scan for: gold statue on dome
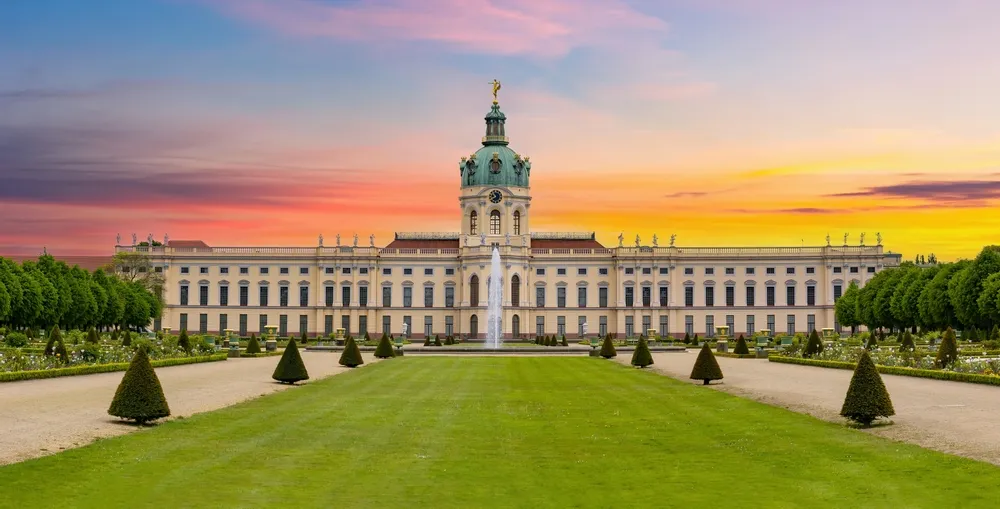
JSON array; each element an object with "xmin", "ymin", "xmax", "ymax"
[{"xmin": 489, "ymin": 79, "xmax": 501, "ymax": 104}]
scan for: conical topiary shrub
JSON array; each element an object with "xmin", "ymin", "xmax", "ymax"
[
  {"xmin": 865, "ymin": 331, "xmax": 878, "ymax": 350},
  {"xmin": 178, "ymin": 329, "xmax": 191, "ymax": 354},
  {"xmin": 107, "ymin": 348, "xmax": 171, "ymax": 424},
  {"xmin": 690, "ymin": 342, "xmax": 723, "ymax": 385},
  {"xmin": 364, "ymin": 331, "xmax": 371, "ymax": 343},
  {"xmin": 272, "ymin": 337, "xmax": 309, "ymax": 384},
  {"xmin": 300, "ymin": 331, "xmax": 307, "ymax": 345},
  {"xmin": 111, "ymin": 329, "xmax": 119, "ymax": 342},
  {"xmin": 44, "ymin": 326, "xmax": 61, "ymax": 356},
  {"xmin": 423, "ymin": 336, "xmax": 431, "ymax": 346},
  {"xmin": 561, "ymin": 335, "xmax": 568, "ymax": 347},
  {"xmin": 804, "ymin": 329, "xmax": 824, "ymax": 357},
  {"xmin": 433, "ymin": 335, "xmax": 442, "ymax": 347},
  {"xmin": 338, "ymin": 335, "xmax": 364, "ymax": 367},
  {"xmin": 87, "ymin": 327, "xmax": 99, "ymax": 344},
  {"xmin": 990, "ymin": 325, "xmax": 1000, "ymax": 342},
  {"xmin": 246, "ymin": 334, "xmax": 262, "ymax": 354},
  {"xmin": 733, "ymin": 334, "xmax": 750, "ymax": 355},
  {"xmin": 122, "ymin": 329, "xmax": 132, "ymax": 347},
  {"xmin": 693, "ymin": 333, "xmax": 700, "ymax": 345},
  {"xmin": 966, "ymin": 326, "xmax": 979, "ymax": 342},
  {"xmin": 840, "ymin": 350, "xmax": 894, "ymax": 427},
  {"xmin": 374, "ymin": 332, "xmax": 395, "ymax": 359},
  {"xmin": 599, "ymin": 336, "xmax": 617, "ymax": 358},
  {"xmin": 935, "ymin": 327, "xmax": 959, "ymax": 368},
  {"xmin": 630, "ymin": 335, "xmax": 653, "ymax": 368},
  {"xmin": 899, "ymin": 330, "xmax": 915, "ymax": 351},
  {"xmin": 683, "ymin": 332, "xmax": 691, "ymax": 344},
  {"xmin": 54, "ymin": 339, "xmax": 70, "ymax": 364}
]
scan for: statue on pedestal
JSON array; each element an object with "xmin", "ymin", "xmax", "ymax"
[
  {"xmin": 401, "ymin": 322, "xmax": 408, "ymax": 338},
  {"xmin": 826, "ymin": 233, "xmax": 831, "ymax": 246},
  {"xmin": 652, "ymin": 234, "xmax": 658, "ymax": 247},
  {"xmin": 876, "ymin": 232, "xmax": 882, "ymax": 246},
  {"xmin": 116, "ymin": 233, "xmax": 121, "ymax": 246},
  {"xmin": 353, "ymin": 233, "xmax": 358, "ymax": 247},
  {"xmin": 505, "ymin": 232, "xmax": 511, "ymax": 245},
  {"xmin": 336, "ymin": 233, "xmax": 341, "ymax": 247},
  {"xmin": 635, "ymin": 234, "xmax": 641, "ymax": 248},
  {"xmin": 670, "ymin": 234, "xmax": 676, "ymax": 247},
  {"xmin": 843, "ymin": 232, "xmax": 848, "ymax": 246},
  {"xmin": 618, "ymin": 232, "xmax": 624, "ymax": 248},
  {"xmin": 370, "ymin": 234, "xmax": 375, "ymax": 247},
  {"xmin": 480, "ymin": 233, "xmax": 487, "ymax": 245},
  {"xmin": 860, "ymin": 232, "xmax": 866, "ymax": 246},
  {"xmin": 318, "ymin": 234, "xmax": 324, "ymax": 247},
  {"xmin": 131, "ymin": 233, "xmax": 137, "ymax": 246},
  {"xmin": 164, "ymin": 234, "xmax": 169, "ymax": 246}
]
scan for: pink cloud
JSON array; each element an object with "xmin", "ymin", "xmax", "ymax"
[{"xmin": 203, "ymin": 0, "xmax": 667, "ymax": 57}]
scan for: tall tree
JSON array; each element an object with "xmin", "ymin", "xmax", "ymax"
[
  {"xmin": 857, "ymin": 271, "xmax": 887, "ymax": 330},
  {"xmin": 906, "ymin": 265, "xmax": 939, "ymax": 330},
  {"xmin": 874, "ymin": 266, "xmax": 907, "ymax": 330},
  {"xmin": 978, "ymin": 272, "xmax": 1000, "ymax": 326},
  {"xmin": 0, "ymin": 258, "xmax": 24, "ymax": 327},
  {"xmin": 918, "ymin": 261, "xmax": 967, "ymax": 330},
  {"xmin": 835, "ymin": 281, "xmax": 861, "ymax": 334},
  {"xmin": 890, "ymin": 266, "xmax": 921, "ymax": 329},
  {"xmin": 951, "ymin": 246, "xmax": 1000, "ymax": 328}
]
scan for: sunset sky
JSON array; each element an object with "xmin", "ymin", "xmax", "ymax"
[{"xmin": 2, "ymin": 0, "xmax": 999, "ymax": 260}]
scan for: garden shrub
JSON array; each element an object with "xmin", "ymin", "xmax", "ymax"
[
  {"xmin": 4, "ymin": 331, "xmax": 28, "ymax": 348},
  {"xmin": 804, "ymin": 329, "xmax": 824, "ymax": 357},
  {"xmin": 630, "ymin": 336, "xmax": 654, "ymax": 368},
  {"xmin": 434, "ymin": 335, "xmax": 442, "ymax": 347},
  {"xmin": 690, "ymin": 342, "xmax": 723, "ymax": 385},
  {"xmin": 178, "ymin": 329, "xmax": 192, "ymax": 354},
  {"xmin": 54, "ymin": 340, "xmax": 70, "ymax": 364},
  {"xmin": 364, "ymin": 332, "xmax": 371, "ymax": 343},
  {"xmin": 599, "ymin": 336, "xmax": 617, "ymax": 358},
  {"xmin": 693, "ymin": 333, "xmax": 700, "ymax": 345},
  {"xmin": 86, "ymin": 327, "xmax": 99, "ymax": 344},
  {"xmin": 935, "ymin": 327, "xmax": 959, "ymax": 368},
  {"xmin": 423, "ymin": 337, "xmax": 431, "ymax": 346},
  {"xmin": 374, "ymin": 333, "xmax": 395, "ymax": 359},
  {"xmin": 733, "ymin": 334, "xmax": 750, "ymax": 355},
  {"xmin": 107, "ymin": 348, "xmax": 171, "ymax": 424},
  {"xmin": 444, "ymin": 336, "xmax": 453, "ymax": 345},
  {"xmin": 77, "ymin": 342, "xmax": 100, "ymax": 362},
  {"xmin": 899, "ymin": 330, "xmax": 916, "ymax": 351},
  {"xmin": 300, "ymin": 331, "xmax": 307, "ymax": 345},
  {"xmin": 561, "ymin": 335, "xmax": 568, "ymax": 347},
  {"xmin": 865, "ymin": 332, "xmax": 878, "ymax": 350},
  {"xmin": 338, "ymin": 335, "xmax": 364, "ymax": 367},
  {"xmin": 246, "ymin": 334, "xmax": 262, "ymax": 354},
  {"xmin": 840, "ymin": 350, "xmax": 895, "ymax": 427},
  {"xmin": 122, "ymin": 330, "xmax": 132, "ymax": 347},
  {"xmin": 272, "ymin": 337, "xmax": 309, "ymax": 384},
  {"xmin": 111, "ymin": 329, "xmax": 119, "ymax": 342},
  {"xmin": 683, "ymin": 332, "xmax": 691, "ymax": 344},
  {"xmin": 25, "ymin": 328, "xmax": 36, "ymax": 340},
  {"xmin": 990, "ymin": 325, "xmax": 1000, "ymax": 343},
  {"xmin": 966, "ymin": 326, "xmax": 979, "ymax": 342}
]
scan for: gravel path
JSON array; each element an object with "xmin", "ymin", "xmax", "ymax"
[
  {"xmin": 0, "ymin": 352, "xmax": 378, "ymax": 465},
  {"xmin": 621, "ymin": 352, "xmax": 1000, "ymax": 465}
]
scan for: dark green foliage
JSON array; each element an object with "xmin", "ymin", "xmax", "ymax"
[
  {"xmin": 683, "ymin": 332, "xmax": 691, "ymax": 344},
  {"xmin": 840, "ymin": 350, "xmax": 895, "ymax": 427},
  {"xmin": 599, "ymin": 336, "xmax": 616, "ymax": 358},
  {"xmin": 865, "ymin": 331, "xmax": 878, "ymax": 350},
  {"xmin": 111, "ymin": 329, "xmax": 119, "ymax": 342},
  {"xmin": 54, "ymin": 340, "xmax": 69, "ymax": 364},
  {"xmin": 899, "ymin": 330, "xmax": 915, "ymax": 351},
  {"xmin": 434, "ymin": 335, "xmax": 442, "ymax": 347},
  {"xmin": 272, "ymin": 337, "xmax": 309, "ymax": 384},
  {"xmin": 935, "ymin": 327, "xmax": 959, "ymax": 368},
  {"xmin": 374, "ymin": 333, "xmax": 395, "ymax": 359},
  {"xmin": 338, "ymin": 335, "xmax": 364, "ymax": 367},
  {"xmin": 804, "ymin": 329, "xmax": 824, "ymax": 357},
  {"xmin": 966, "ymin": 326, "xmax": 979, "ymax": 342},
  {"xmin": 445, "ymin": 336, "xmax": 454, "ymax": 345},
  {"xmin": 178, "ymin": 329, "xmax": 191, "ymax": 354},
  {"xmin": 423, "ymin": 336, "xmax": 431, "ymax": 346},
  {"xmin": 693, "ymin": 333, "xmax": 700, "ymax": 345},
  {"xmin": 630, "ymin": 336, "xmax": 653, "ymax": 368},
  {"xmin": 25, "ymin": 327, "xmax": 36, "ymax": 339},
  {"xmin": 733, "ymin": 334, "xmax": 750, "ymax": 355},
  {"xmin": 4, "ymin": 331, "xmax": 28, "ymax": 347},
  {"xmin": 44, "ymin": 326, "xmax": 61, "ymax": 356},
  {"xmin": 107, "ymin": 347, "xmax": 171, "ymax": 424},
  {"xmin": 300, "ymin": 331, "xmax": 307, "ymax": 345},
  {"xmin": 122, "ymin": 329, "xmax": 132, "ymax": 347},
  {"xmin": 878, "ymin": 329, "xmax": 886, "ymax": 343},
  {"xmin": 690, "ymin": 343, "xmax": 723, "ymax": 385},
  {"xmin": 364, "ymin": 332, "xmax": 371, "ymax": 342},
  {"xmin": 86, "ymin": 327, "xmax": 99, "ymax": 344},
  {"xmin": 560, "ymin": 335, "xmax": 568, "ymax": 347},
  {"xmin": 246, "ymin": 334, "xmax": 262, "ymax": 354}
]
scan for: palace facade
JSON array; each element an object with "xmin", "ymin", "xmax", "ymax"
[{"xmin": 123, "ymin": 96, "xmax": 901, "ymax": 339}]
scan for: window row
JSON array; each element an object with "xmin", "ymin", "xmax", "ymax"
[
  {"xmin": 681, "ymin": 314, "xmax": 817, "ymax": 337},
  {"xmin": 469, "ymin": 210, "xmax": 522, "ymax": 235}
]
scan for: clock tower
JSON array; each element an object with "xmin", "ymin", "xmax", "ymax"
[{"xmin": 458, "ymin": 85, "xmax": 531, "ymax": 247}]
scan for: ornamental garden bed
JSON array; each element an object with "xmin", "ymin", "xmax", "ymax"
[
  {"xmin": 769, "ymin": 355, "xmax": 1000, "ymax": 387},
  {"xmin": 0, "ymin": 353, "xmax": 228, "ymax": 383}
]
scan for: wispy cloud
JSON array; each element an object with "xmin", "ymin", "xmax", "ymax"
[
  {"xmin": 663, "ymin": 191, "xmax": 708, "ymax": 199},
  {"xmin": 831, "ymin": 179, "xmax": 1000, "ymax": 202}
]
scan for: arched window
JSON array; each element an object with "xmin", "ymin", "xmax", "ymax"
[
  {"xmin": 490, "ymin": 210, "xmax": 501, "ymax": 235},
  {"xmin": 512, "ymin": 314, "xmax": 520, "ymax": 338},
  {"xmin": 470, "ymin": 210, "xmax": 478, "ymax": 235},
  {"xmin": 470, "ymin": 314, "xmax": 479, "ymax": 338},
  {"xmin": 511, "ymin": 274, "xmax": 520, "ymax": 307},
  {"xmin": 470, "ymin": 275, "xmax": 480, "ymax": 307},
  {"xmin": 513, "ymin": 211, "xmax": 521, "ymax": 235}
]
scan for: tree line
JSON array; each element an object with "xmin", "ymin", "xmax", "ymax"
[
  {"xmin": 836, "ymin": 246, "xmax": 1000, "ymax": 333},
  {"xmin": 0, "ymin": 254, "xmax": 162, "ymax": 332}
]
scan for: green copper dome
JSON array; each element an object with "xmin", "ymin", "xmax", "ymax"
[{"xmin": 459, "ymin": 102, "xmax": 530, "ymax": 188}]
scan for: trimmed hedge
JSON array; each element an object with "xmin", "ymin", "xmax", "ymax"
[
  {"xmin": 240, "ymin": 352, "xmax": 283, "ymax": 358},
  {"xmin": 715, "ymin": 352, "xmax": 758, "ymax": 359},
  {"xmin": 768, "ymin": 355, "xmax": 1000, "ymax": 387},
  {"xmin": 0, "ymin": 353, "xmax": 228, "ymax": 383}
]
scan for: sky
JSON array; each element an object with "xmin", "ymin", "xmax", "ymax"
[{"xmin": 1, "ymin": 0, "xmax": 999, "ymax": 260}]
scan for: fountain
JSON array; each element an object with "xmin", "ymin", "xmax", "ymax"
[{"xmin": 485, "ymin": 246, "xmax": 504, "ymax": 349}]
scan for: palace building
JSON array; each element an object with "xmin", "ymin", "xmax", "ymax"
[{"xmin": 123, "ymin": 92, "xmax": 901, "ymax": 339}]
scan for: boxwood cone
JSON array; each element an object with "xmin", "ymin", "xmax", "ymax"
[
  {"xmin": 935, "ymin": 327, "xmax": 959, "ymax": 368},
  {"xmin": 630, "ymin": 336, "xmax": 653, "ymax": 368},
  {"xmin": 300, "ymin": 331, "xmax": 307, "ymax": 345},
  {"xmin": 599, "ymin": 336, "xmax": 617, "ymax": 358},
  {"xmin": 423, "ymin": 336, "xmax": 431, "ymax": 346},
  {"xmin": 111, "ymin": 329, "xmax": 119, "ymax": 342},
  {"xmin": 178, "ymin": 329, "xmax": 191, "ymax": 354},
  {"xmin": 899, "ymin": 330, "xmax": 915, "ymax": 351},
  {"xmin": 122, "ymin": 329, "xmax": 132, "ymax": 347},
  {"xmin": 840, "ymin": 350, "xmax": 894, "ymax": 427},
  {"xmin": 272, "ymin": 337, "xmax": 309, "ymax": 384},
  {"xmin": 733, "ymin": 334, "xmax": 750, "ymax": 355},
  {"xmin": 54, "ymin": 339, "xmax": 70, "ymax": 364},
  {"xmin": 804, "ymin": 329, "xmax": 824, "ymax": 357},
  {"xmin": 107, "ymin": 348, "xmax": 171, "ymax": 424},
  {"xmin": 339, "ymin": 335, "xmax": 364, "ymax": 367},
  {"xmin": 44, "ymin": 325, "xmax": 61, "ymax": 356},
  {"xmin": 87, "ymin": 327, "xmax": 99, "ymax": 344},
  {"xmin": 690, "ymin": 342, "xmax": 723, "ymax": 385},
  {"xmin": 434, "ymin": 335, "xmax": 442, "ymax": 347},
  {"xmin": 246, "ymin": 334, "xmax": 262, "ymax": 354},
  {"xmin": 865, "ymin": 331, "xmax": 878, "ymax": 350},
  {"xmin": 683, "ymin": 332, "xmax": 691, "ymax": 344},
  {"xmin": 561, "ymin": 335, "xmax": 568, "ymax": 347},
  {"xmin": 374, "ymin": 332, "xmax": 395, "ymax": 358}
]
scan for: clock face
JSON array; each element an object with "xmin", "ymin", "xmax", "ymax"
[{"xmin": 489, "ymin": 190, "xmax": 503, "ymax": 203}]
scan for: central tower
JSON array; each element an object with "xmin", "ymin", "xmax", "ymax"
[{"xmin": 458, "ymin": 81, "xmax": 531, "ymax": 247}]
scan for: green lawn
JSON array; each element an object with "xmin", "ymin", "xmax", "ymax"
[{"xmin": 1, "ymin": 358, "xmax": 998, "ymax": 508}]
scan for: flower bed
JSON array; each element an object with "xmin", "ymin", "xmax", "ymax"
[
  {"xmin": 769, "ymin": 355, "xmax": 1000, "ymax": 386},
  {"xmin": 0, "ymin": 353, "xmax": 228, "ymax": 383}
]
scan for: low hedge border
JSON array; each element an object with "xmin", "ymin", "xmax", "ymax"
[
  {"xmin": 768, "ymin": 355, "xmax": 1000, "ymax": 386},
  {"xmin": 0, "ymin": 353, "xmax": 228, "ymax": 383},
  {"xmin": 240, "ymin": 351, "xmax": 283, "ymax": 358},
  {"xmin": 715, "ymin": 352, "xmax": 759, "ymax": 359}
]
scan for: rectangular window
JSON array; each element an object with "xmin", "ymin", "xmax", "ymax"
[
  {"xmin": 325, "ymin": 315, "xmax": 333, "ymax": 335},
  {"xmin": 833, "ymin": 267, "xmax": 843, "ymax": 274},
  {"xmin": 180, "ymin": 285, "xmax": 189, "ymax": 306},
  {"xmin": 325, "ymin": 286, "xmax": 334, "ymax": 307},
  {"xmin": 445, "ymin": 316, "xmax": 454, "ymax": 337},
  {"xmin": 199, "ymin": 285, "xmax": 208, "ymax": 306},
  {"xmin": 220, "ymin": 267, "xmax": 229, "ymax": 275},
  {"xmin": 599, "ymin": 316, "xmax": 608, "ymax": 337},
  {"xmin": 279, "ymin": 314, "xmax": 288, "ymax": 337},
  {"xmin": 536, "ymin": 287, "xmax": 545, "ymax": 308},
  {"xmin": 659, "ymin": 286, "xmax": 668, "ymax": 307},
  {"xmin": 578, "ymin": 268, "xmax": 587, "ymax": 276},
  {"xmin": 807, "ymin": 314, "xmax": 816, "ymax": 333},
  {"xmin": 599, "ymin": 268, "xmax": 609, "ymax": 276},
  {"xmin": 806, "ymin": 267, "xmax": 815, "ymax": 274},
  {"xmin": 705, "ymin": 287, "xmax": 715, "ymax": 307},
  {"xmin": 599, "ymin": 287, "xmax": 608, "ymax": 308},
  {"xmin": 280, "ymin": 286, "xmax": 289, "ymax": 307},
  {"xmin": 659, "ymin": 315, "xmax": 668, "ymax": 337},
  {"xmin": 382, "ymin": 286, "xmax": 392, "ymax": 307},
  {"xmin": 179, "ymin": 313, "xmax": 188, "ymax": 332},
  {"xmin": 725, "ymin": 286, "xmax": 734, "ymax": 307},
  {"xmin": 259, "ymin": 314, "xmax": 267, "ymax": 334},
  {"xmin": 625, "ymin": 268, "xmax": 634, "ymax": 275},
  {"xmin": 181, "ymin": 267, "xmax": 190, "ymax": 275},
  {"xmin": 239, "ymin": 314, "xmax": 248, "ymax": 336},
  {"xmin": 342, "ymin": 267, "xmax": 351, "ymax": 275},
  {"xmin": 685, "ymin": 287, "xmax": 694, "ymax": 307},
  {"xmin": 746, "ymin": 286, "xmax": 755, "ymax": 307},
  {"xmin": 806, "ymin": 286, "xmax": 816, "ymax": 306},
  {"xmin": 786, "ymin": 267, "xmax": 795, "ymax": 275},
  {"xmin": 557, "ymin": 268, "xmax": 567, "ymax": 276},
  {"xmin": 280, "ymin": 267, "xmax": 289, "ymax": 275},
  {"xmin": 424, "ymin": 268, "xmax": 434, "ymax": 276},
  {"xmin": 300, "ymin": 286, "xmax": 309, "ymax": 307},
  {"xmin": 199, "ymin": 313, "xmax": 208, "ymax": 334},
  {"xmin": 705, "ymin": 268, "xmax": 714, "ymax": 275},
  {"xmin": 424, "ymin": 286, "xmax": 434, "ymax": 307},
  {"xmin": 557, "ymin": 287, "xmax": 567, "ymax": 308},
  {"xmin": 359, "ymin": 316, "xmax": 368, "ymax": 337},
  {"xmin": 786, "ymin": 286, "xmax": 795, "ymax": 306},
  {"xmin": 300, "ymin": 314, "xmax": 308, "ymax": 335},
  {"xmin": 726, "ymin": 314, "xmax": 735, "ymax": 335},
  {"xmin": 578, "ymin": 287, "xmax": 587, "ymax": 307},
  {"xmin": 746, "ymin": 315, "xmax": 754, "ymax": 335},
  {"xmin": 260, "ymin": 267, "xmax": 269, "ymax": 275},
  {"xmin": 219, "ymin": 286, "xmax": 229, "ymax": 307},
  {"xmin": 833, "ymin": 285, "xmax": 842, "ymax": 302},
  {"xmin": 850, "ymin": 267, "xmax": 859, "ymax": 274},
  {"xmin": 685, "ymin": 315, "xmax": 694, "ymax": 336},
  {"xmin": 725, "ymin": 267, "xmax": 735, "ymax": 275},
  {"xmin": 423, "ymin": 316, "xmax": 432, "ymax": 338},
  {"xmin": 359, "ymin": 286, "xmax": 368, "ymax": 307},
  {"xmin": 341, "ymin": 315, "xmax": 350, "ymax": 336},
  {"xmin": 766, "ymin": 267, "xmax": 775, "ymax": 275},
  {"xmin": 766, "ymin": 286, "xmax": 775, "ymax": 306},
  {"xmin": 296, "ymin": 267, "xmax": 307, "ymax": 275},
  {"xmin": 641, "ymin": 286, "xmax": 651, "ymax": 307},
  {"xmin": 684, "ymin": 268, "xmax": 694, "ymax": 275},
  {"xmin": 199, "ymin": 267, "xmax": 208, "ymax": 275},
  {"xmin": 659, "ymin": 267, "xmax": 668, "ymax": 275},
  {"xmin": 219, "ymin": 313, "xmax": 227, "ymax": 333},
  {"xmin": 342, "ymin": 286, "xmax": 351, "ymax": 307},
  {"xmin": 382, "ymin": 268, "xmax": 392, "ymax": 275},
  {"xmin": 746, "ymin": 267, "xmax": 755, "ymax": 275},
  {"xmin": 536, "ymin": 316, "xmax": 545, "ymax": 337},
  {"xmin": 557, "ymin": 316, "xmax": 566, "ymax": 336},
  {"xmin": 325, "ymin": 267, "xmax": 334, "ymax": 275},
  {"xmin": 867, "ymin": 266, "xmax": 876, "ymax": 274},
  {"xmin": 624, "ymin": 287, "xmax": 634, "ymax": 307},
  {"xmin": 536, "ymin": 268, "xmax": 546, "ymax": 276},
  {"xmin": 240, "ymin": 267, "xmax": 249, "ymax": 275},
  {"xmin": 767, "ymin": 314, "xmax": 775, "ymax": 333},
  {"xmin": 404, "ymin": 287, "xmax": 413, "ymax": 307},
  {"xmin": 642, "ymin": 315, "xmax": 651, "ymax": 334},
  {"xmin": 445, "ymin": 268, "xmax": 455, "ymax": 276},
  {"xmin": 625, "ymin": 316, "xmax": 633, "ymax": 337},
  {"xmin": 445, "ymin": 287, "xmax": 455, "ymax": 307},
  {"xmin": 706, "ymin": 315, "xmax": 715, "ymax": 337},
  {"xmin": 787, "ymin": 314, "xmax": 795, "ymax": 335},
  {"xmin": 382, "ymin": 315, "xmax": 391, "ymax": 335},
  {"xmin": 259, "ymin": 286, "xmax": 269, "ymax": 307}
]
